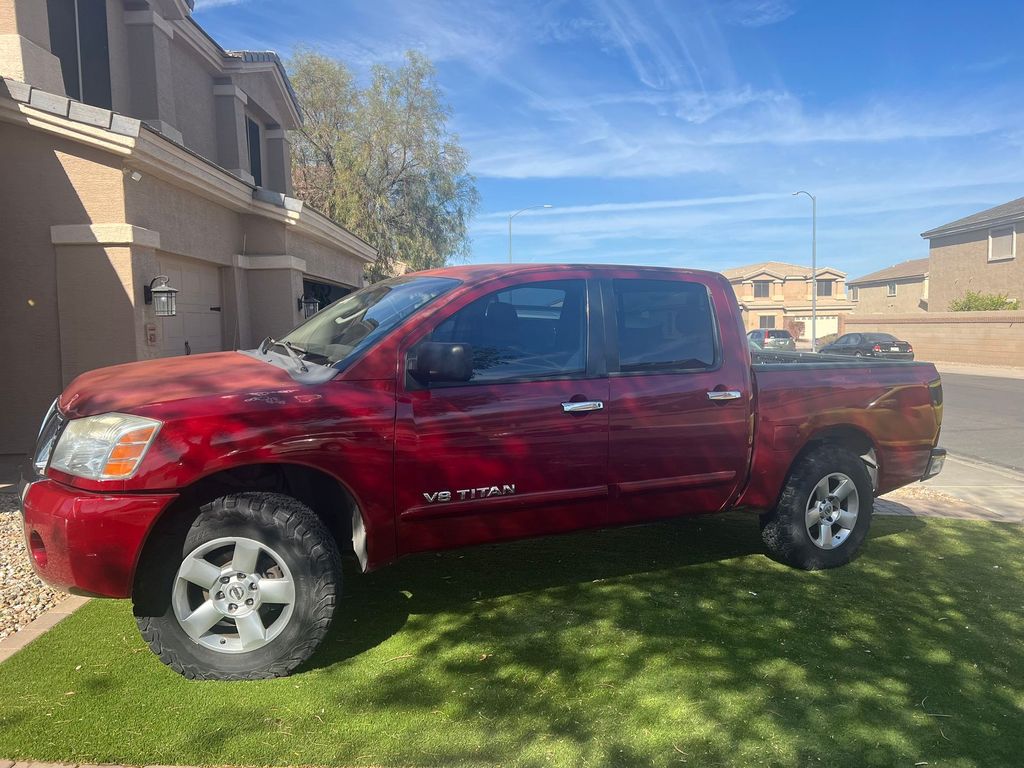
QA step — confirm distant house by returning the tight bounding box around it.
[848,258,929,314]
[922,198,1024,311]
[721,261,854,340]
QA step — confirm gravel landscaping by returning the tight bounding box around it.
[0,494,64,640]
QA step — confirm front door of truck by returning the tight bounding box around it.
[394,275,609,555]
[604,276,751,522]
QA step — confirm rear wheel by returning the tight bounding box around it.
[760,445,873,570]
[134,492,340,680]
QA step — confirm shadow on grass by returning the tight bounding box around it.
[2,510,1021,768]
[307,510,928,671]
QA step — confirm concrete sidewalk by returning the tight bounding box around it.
[934,361,1024,380]
[925,455,1024,520]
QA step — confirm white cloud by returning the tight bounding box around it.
[720,0,796,28]
[192,0,249,10]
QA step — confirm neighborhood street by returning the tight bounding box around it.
[938,371,1024,471]
[897,367,1024,521]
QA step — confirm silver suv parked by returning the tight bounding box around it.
[747,329,796,351]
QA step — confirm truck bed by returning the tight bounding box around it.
[751,348,930,370]
[739,352,944,510]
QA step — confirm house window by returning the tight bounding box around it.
[759,316,776,329]
[850,286,859,301]
[753,280,771,298]
[246,117,263,187]
[887,282,897,297]
[46,0,112,109]
[989,227,1015,261]
[816,279,833,297]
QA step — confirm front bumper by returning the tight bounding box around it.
[922,447,946,481]
[19,467,177,598]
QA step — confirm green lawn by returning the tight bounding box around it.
[1,513,1022,768]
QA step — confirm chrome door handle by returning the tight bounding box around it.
[707,390,742,401]
[562,400,604,413]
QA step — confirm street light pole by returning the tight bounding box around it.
[508,204,553,263]
[793,191,817,352]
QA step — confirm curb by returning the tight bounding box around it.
[0,595,90,664]
[935,362,1024,380]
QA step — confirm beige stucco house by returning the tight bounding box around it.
[721,261,854,341]
[847,257,929,314]
[0,0,376,455]
[922,198,1024,311]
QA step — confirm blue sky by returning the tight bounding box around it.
[194,0,1024,279]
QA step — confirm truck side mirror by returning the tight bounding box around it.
[411,342,474,384]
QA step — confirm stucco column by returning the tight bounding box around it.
[220,264,252,349]
[51,224,164,382]
[0,0,66,92]
[245,267,304,343]
[264,126,292,195]
[124,10,182,144]
[213,80,254,184]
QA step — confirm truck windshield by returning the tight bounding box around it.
[281,275,459,368]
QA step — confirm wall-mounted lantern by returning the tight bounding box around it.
[144,275,178,317]
[298,295,320,319]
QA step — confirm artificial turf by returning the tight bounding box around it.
[0,512,1021,768]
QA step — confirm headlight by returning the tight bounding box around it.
[50,413,162,480]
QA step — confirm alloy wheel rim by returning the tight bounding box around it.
[172,536,296,654]
[804,472,859,550]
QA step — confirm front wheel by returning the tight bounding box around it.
[134,492,341,680]
[760,445,873,570]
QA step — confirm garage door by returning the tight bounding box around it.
[791,315,839,339]
[157,254,224,357]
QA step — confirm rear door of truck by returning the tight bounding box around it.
[602,272,753,523]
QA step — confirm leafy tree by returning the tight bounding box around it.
[289,50,479,281]
[948,291,1020,311]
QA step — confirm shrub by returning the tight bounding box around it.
[816,333,839,347]
[948,291,1020,311]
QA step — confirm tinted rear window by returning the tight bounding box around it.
[612,279,717,372]
[766,330,792,339]
[865,333,896,342]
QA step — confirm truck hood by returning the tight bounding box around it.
[59,352,306,418]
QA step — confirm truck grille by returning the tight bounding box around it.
[33,400,65,474]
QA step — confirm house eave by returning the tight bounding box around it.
[848,273,927,287]
[0,85,374,263]
[922,214,1024,240]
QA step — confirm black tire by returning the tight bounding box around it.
[134,492,341,680]
[760,444,873,570]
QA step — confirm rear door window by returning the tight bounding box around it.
[612,279,717,372]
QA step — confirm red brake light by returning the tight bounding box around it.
[872,344,882,352]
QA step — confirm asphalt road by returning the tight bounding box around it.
[938,372,1023,472]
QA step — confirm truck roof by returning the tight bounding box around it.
[415,263,727,282]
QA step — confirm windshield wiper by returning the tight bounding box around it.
[261,337,308,373]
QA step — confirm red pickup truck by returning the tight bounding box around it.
[20,264,945,679]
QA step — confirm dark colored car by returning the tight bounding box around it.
[20,264,944,680]
[820,332,915,360]
[747,328,797,351]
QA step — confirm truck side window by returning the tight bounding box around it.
[428,279,587,383]
[612,279,717,372]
